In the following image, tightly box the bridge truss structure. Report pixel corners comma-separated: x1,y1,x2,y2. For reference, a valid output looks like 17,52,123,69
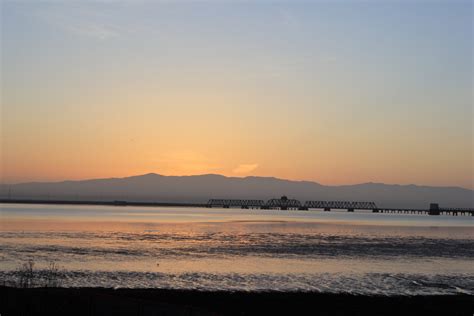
266,198,302,209
304,200,378,210
206,198,472,216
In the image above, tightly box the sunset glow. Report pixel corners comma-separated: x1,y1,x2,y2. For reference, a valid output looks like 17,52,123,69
1,1,472,188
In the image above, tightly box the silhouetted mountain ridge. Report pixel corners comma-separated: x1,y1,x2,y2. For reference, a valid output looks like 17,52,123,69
1,174,472,208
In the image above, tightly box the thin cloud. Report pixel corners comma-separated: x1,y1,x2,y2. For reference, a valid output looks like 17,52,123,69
233,164,259,174
34,7,122,41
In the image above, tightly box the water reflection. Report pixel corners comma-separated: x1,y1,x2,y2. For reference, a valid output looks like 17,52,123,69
1,204,473,294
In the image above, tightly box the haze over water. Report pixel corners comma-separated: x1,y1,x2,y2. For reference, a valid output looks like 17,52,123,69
1,204,473,295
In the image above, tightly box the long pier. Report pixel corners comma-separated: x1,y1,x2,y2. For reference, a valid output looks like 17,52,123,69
207,197,474,216
0,199,206,208
1,198,472,216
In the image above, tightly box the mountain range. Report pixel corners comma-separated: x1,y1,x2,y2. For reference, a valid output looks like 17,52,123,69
1,173,473,208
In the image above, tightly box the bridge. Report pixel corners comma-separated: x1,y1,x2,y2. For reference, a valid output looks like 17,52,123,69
206,199,265,209
375,204,474,216
304,200,377,212
266,196,301,210
206,198,473,216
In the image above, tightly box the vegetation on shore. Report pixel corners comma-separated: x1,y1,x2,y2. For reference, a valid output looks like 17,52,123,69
2,260,64,288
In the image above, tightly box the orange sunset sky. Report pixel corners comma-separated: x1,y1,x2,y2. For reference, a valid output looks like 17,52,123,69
1,1,473,189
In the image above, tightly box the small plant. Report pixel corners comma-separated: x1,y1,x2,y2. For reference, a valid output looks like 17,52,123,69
14,260,64,288
43,261,62,287
17,260,35,288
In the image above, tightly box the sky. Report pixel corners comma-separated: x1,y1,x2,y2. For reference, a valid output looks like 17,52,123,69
1,0,473,189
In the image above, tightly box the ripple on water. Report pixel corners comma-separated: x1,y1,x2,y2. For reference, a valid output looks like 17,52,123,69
1,232,474,260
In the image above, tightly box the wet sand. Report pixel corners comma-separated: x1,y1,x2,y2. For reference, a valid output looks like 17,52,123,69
1,287,473,316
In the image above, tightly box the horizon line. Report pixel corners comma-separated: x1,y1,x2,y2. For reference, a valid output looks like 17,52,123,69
1,172,473,191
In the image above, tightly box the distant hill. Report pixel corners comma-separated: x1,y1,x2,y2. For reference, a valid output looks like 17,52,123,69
1,173,473,208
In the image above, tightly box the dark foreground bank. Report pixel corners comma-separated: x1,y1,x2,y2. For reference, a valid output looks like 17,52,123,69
1,287,473,316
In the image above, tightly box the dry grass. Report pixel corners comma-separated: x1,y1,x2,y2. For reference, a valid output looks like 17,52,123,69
14,260,64,288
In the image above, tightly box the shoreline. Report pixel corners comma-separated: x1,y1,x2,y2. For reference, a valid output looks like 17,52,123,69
1,287,473,316
0,199,207,208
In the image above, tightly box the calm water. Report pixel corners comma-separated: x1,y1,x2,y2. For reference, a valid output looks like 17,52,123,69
1,203,473,295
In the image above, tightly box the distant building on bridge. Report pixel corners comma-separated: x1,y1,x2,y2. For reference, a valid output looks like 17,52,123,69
265,196,302,210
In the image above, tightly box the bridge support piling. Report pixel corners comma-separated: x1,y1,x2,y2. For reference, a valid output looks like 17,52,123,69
347,208,354,212
324,207,331,212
